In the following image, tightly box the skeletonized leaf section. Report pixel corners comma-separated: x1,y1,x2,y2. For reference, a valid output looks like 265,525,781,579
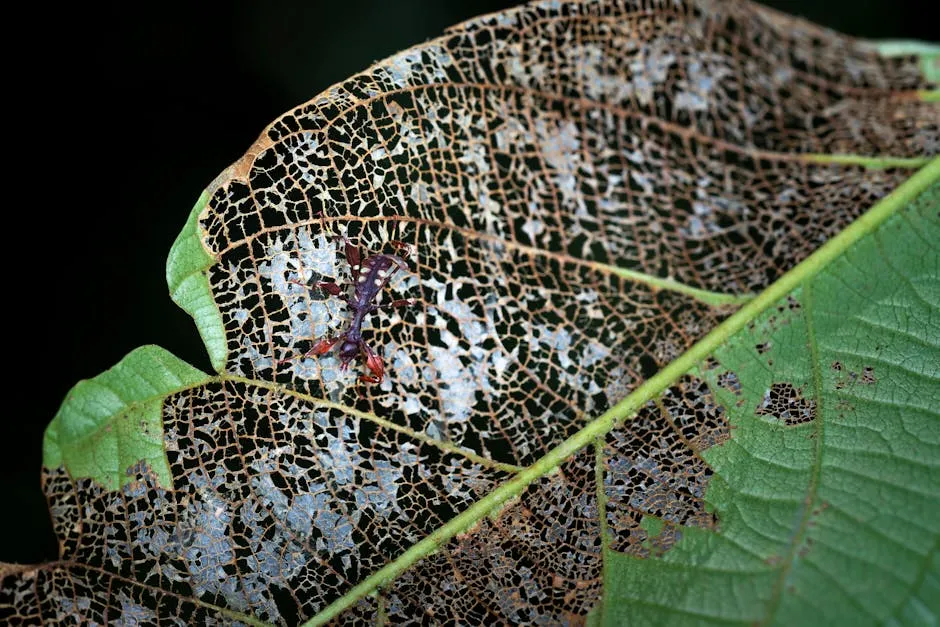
4,380,507,624
192,0,933,468
338,375,731,624
331,185,940,625
8,0,937,625
221,218,727,465
3,375,731,626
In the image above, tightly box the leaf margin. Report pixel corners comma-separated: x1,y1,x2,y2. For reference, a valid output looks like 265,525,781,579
166,190,228,372
42,345,210,491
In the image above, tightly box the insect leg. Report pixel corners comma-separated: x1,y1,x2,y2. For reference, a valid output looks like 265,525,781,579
359,340,385,384
314,210,358,281
307,336,341,357
374,298,418,311
313,281,347,298
388,240,413,262
275,336,340,368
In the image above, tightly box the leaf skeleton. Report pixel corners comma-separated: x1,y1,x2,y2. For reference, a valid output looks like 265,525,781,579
281,232,417,385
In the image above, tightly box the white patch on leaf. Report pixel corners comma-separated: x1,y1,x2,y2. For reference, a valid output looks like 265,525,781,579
429,346,476,426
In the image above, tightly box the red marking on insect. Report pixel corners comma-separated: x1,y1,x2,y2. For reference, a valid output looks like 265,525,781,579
280,234,417,386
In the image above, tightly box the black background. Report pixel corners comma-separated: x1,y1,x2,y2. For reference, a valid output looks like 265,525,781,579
3,1,934,564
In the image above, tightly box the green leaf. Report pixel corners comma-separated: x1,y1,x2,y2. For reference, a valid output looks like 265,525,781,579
42,345,209,491
166,190,228,372
603,184,939,625
3,1,938,625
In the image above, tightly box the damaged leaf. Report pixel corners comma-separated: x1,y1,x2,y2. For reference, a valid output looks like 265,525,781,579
3,1,938,625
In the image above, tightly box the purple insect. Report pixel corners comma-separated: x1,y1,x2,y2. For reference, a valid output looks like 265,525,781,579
284,235,416,385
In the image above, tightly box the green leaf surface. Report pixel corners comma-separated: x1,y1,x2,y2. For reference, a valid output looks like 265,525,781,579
42,345,209,491
603,186,939,625
3,0,939,625
166,190,228,371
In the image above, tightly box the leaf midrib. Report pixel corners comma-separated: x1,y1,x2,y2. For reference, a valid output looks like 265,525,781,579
300,157,939,626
